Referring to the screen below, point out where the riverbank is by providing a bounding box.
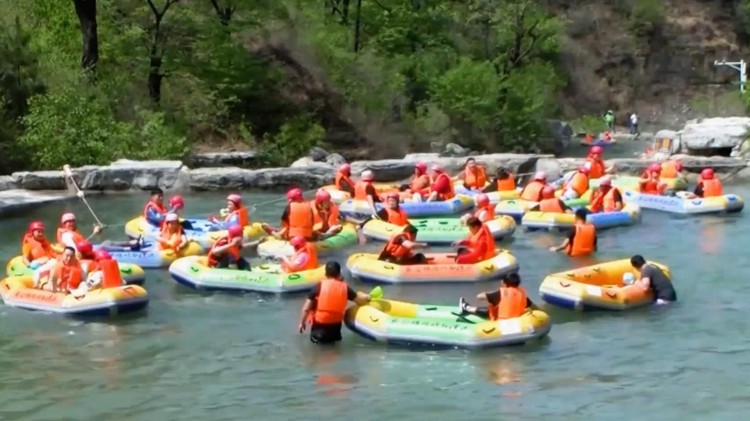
[1,153,748,215]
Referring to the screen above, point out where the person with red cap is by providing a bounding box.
[692,168,724,198]
[520,172,548,201]
[56,212,102,252]
[353,170,382,215]
[482,167,516,192]
[461,193,495,224]
[583,146,612,179]
[281,236,319,273]
[638,163,666,195]
[262,188,316,240]
[659,160,684,179]
[207,225,266,270]
[209,193,250,231]
[167,194,194,230]
[400,162,431,194]
[334,163,355,195]
[529,186,572,213]
[21,221,58,269]
[143,188,168,226]
[589,176,623,213]
[422,165,455,202]
[76,250,124,295]
[312,189,343,239]
[561,166,590,200]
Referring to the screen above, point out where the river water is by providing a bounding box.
[1,186,748,420]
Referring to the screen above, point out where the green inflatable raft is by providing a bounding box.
[257,223,359,259]
[361,216,516,244]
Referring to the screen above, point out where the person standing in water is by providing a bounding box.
[629,255,676,305]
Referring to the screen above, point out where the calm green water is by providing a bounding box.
[1,188,748,421]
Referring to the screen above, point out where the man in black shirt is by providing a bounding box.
[630,255,676,304]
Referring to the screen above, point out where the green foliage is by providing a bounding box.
[259,115,325,166]
[629,0,666,37]
[570,114,608,135]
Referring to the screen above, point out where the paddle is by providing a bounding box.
[63,165,104,227]
[369,285,383,300]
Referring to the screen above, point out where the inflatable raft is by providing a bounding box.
[168,256,323,293]
[95,241,204,268]
[580,138,616,147]
[539,259,672,311]
[0,276,149,316]
[521,203,641,230]
[495,194,590,220]
[338,195,474,218]
[345,299,550,349]
[124,216,266,249]
[321,183,401,204]
[6,256,146,286]
[361,216,516,244]
[257,223,358,259]
[622,190,744,214]
[589,175,687,192]
[346,251,519,284]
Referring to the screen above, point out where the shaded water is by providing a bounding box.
[1,188,748,420]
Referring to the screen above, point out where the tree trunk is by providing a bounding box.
[353,0,362,52]
[148,49,163,104]
[72,0,99,73]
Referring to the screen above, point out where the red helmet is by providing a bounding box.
[169,195,184,209]
[415,162,427,173]
[290,235,307,248]
[599,176,612,187]
[701,168,714,179]
[338,163,351,174]
[286,188,303,201]
[76,240,93,256]
[228,225,243,238]
[61,213,76,224]
[361,170,374,181]
[315,189,331,202]
[542,186,555,199]
[590,146,603,155]
[386,192,400,201]
[675,160,683,171]
[29,221,45,232]
[476,193,490,206]
[227,194,242,204]
[649,163,661,173]
[93,250,112,261]
[578,166,590,175]
[431,164,443,173]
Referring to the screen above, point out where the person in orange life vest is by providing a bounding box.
[38,247,83,293]
[584,133,594,144]
[529,186,572,213]
[75,250,124,295]
[582,146,612,179]
[334,163,355,195]
[550,208,597,256]
[167,194,194,230]
[692,168,724,198]
[157,213,189,252]
[207,225,266,270]
[455,157,488,190]
[311,189,343,239]
[660,160,683,179]
[262,188,316,240]
[281,236,319,273]
[22,221,58,268]
[298,261,371,344]
[561,165,590,200]
[460,193,495,224]
[351,192,409,228]
[452,217,496,264]
[143,188,168,226]
[638,163,666,195]
[589,176,623,213]
[399,162,431,194]
[350,170,382,216]
[458,272,536,320]
[520,172,547,202]
[208,193,250,231]
[378,224,429,264]
[482,168,516,192]
[57,212,102,251]
[421,165,455,202]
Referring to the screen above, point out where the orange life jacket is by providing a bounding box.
[312,202,341,232]
[283,243,318,273]
[488,286,528,321]
[640,178,660,194]
[285,201,314,239]
[226,206,250,227]
[158,225,184,251]
[520,181,545,201]
[384,207,409,226]
[660,161,679,178]
[539,198,564,213]
[567,223,596,257]
[207,236,240,267]
[99,259,124,289]
[463,166,487,189]
[54,258,83,290]
[467,224,495,261]
[56,228,85,248]
[354,180,372,200]
[700,178,723,198]
[432,173,455,200]
[584,133,593,142]
[586,158,605,179]
[143,201,167,220]
[22,234,55,262]
[565,172,589,196]
[474,205,495,222]
[602,188,621,212]
[409,174,430,192]
[313,278,349,324]
[334,171,354,192]
[382,232,413,259]
[496,176,516,192]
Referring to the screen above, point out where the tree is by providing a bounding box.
[72,0,99,74]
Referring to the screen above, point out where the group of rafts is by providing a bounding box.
[0,146,743,347]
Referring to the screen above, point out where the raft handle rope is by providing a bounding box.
[63,165,104,227]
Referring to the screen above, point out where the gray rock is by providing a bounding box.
[0,175,17,191]
[429,142,443,154]
[679,117,750,151]
[533,158,566,181]
[545,120,573,154]
[189,165,333,191]
[290,157,317,168]
[607,154,747,176]
[189,150,259,168]
[324,153,346,167]
[0,189,71,217]
[404,153,440,161]
[79,159,184,191]
[189,167,253,191]
[442,143,469,157]
[12,170,67,190]
[308,146,329,161]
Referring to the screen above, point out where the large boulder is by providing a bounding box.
[678,117,750,153]
[79,160,187,191]
[189,167,252,191]
[189,151,259,169]
[12,170,67,190]
[189,165,332,191]
[0,175,18,191]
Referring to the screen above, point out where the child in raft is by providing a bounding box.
[458,273,536,320]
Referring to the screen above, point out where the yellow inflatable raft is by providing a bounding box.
[124,216,266,249]
[0,276,149,316]
[345,299,551,349]
[539,259,672,311]
[346,251,519,284]
[321,183,402,203]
